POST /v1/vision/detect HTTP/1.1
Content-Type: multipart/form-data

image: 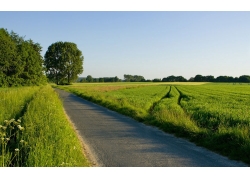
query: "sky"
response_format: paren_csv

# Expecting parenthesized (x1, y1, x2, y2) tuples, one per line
(1, 1, 250, 80)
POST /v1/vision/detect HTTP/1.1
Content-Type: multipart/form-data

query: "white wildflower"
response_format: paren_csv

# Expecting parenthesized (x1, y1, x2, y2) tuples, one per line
(17, 125, 24, 130)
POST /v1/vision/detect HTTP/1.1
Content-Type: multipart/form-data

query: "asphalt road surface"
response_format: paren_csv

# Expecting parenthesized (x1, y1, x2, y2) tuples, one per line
(55, 88, 247, 167)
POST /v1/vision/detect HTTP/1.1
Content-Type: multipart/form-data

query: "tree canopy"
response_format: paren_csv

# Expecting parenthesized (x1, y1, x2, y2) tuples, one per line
(0, 28, 47, 87)
(44, 41, 84, 85)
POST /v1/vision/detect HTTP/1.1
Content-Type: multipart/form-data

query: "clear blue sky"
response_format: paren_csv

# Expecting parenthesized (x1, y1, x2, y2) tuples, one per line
(1, 11, 250, 80)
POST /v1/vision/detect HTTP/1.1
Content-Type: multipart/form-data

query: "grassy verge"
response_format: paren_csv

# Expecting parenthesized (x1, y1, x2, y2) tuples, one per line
(1, 85, 90, 167)
(0, 86, 40, 166)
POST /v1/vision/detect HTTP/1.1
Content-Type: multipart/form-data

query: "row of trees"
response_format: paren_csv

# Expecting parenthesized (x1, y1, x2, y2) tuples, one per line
(190, 75, 250, 83)
(0, 28, 47, 87)
(124, 74, 145, 82)
(79, 75, 121, 82)
(79, 74, 152, 83)
(162, 75, 250, 82)
(125, 74, 250, 83)
(162, 76, 188, 82)
(79, 74, 250, 83)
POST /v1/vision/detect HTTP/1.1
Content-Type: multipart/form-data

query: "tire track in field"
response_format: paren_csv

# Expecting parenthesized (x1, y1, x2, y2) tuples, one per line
(175, 86, 188, 109)
(149, 86, 171, 114)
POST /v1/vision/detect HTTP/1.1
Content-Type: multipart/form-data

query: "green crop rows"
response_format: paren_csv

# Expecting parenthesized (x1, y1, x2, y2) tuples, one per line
(56, 83, 250, 165)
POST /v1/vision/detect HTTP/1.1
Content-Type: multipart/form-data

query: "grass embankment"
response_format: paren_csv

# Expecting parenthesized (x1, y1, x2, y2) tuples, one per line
(0, 85, 89, 167)
(55, 83, 250, 165)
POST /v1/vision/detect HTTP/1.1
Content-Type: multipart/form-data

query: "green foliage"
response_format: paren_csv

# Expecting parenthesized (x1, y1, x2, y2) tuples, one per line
(0, 28, 47, 87)
(0, 28, 21, 87)
(44, 41, 84, 85)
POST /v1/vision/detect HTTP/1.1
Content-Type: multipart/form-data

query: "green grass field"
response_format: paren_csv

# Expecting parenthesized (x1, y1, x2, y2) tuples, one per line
(0, 85, 89, 167)
(55, 82, 250, 165)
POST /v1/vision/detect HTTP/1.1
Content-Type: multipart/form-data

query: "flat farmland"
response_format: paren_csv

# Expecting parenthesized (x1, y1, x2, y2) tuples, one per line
(56, 82, 250, 165)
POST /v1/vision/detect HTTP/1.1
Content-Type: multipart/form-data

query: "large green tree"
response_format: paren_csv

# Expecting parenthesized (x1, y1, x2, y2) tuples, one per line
(44, 41, 84, 85)
(0, 28, 19, 86)
(0, 28, 46, 87)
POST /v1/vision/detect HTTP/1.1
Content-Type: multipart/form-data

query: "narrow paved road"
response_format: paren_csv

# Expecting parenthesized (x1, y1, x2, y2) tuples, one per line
(55, 89, 247, 167)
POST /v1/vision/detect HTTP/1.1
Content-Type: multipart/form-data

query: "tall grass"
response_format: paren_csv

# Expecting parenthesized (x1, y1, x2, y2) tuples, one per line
(0, 85, 89, 167)
(0, 86, 40, 123)
(0, 86, 40, 166)
(22, 85, 89, 166)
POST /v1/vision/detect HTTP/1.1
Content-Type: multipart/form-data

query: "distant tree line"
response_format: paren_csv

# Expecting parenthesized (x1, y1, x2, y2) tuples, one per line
(0, 28, 47, 87)
(124, 74, 145, 82)
(78, 74, 250, 83)
(162, 75, 187, 82)
(189, 75, 250, 83)
(161, 75, 250, 83)
(79, 75, 121, 83)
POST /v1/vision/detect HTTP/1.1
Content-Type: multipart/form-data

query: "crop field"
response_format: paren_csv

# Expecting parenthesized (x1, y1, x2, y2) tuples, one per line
(56, 82, 250, 164)
(0, 85, 89, 167)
